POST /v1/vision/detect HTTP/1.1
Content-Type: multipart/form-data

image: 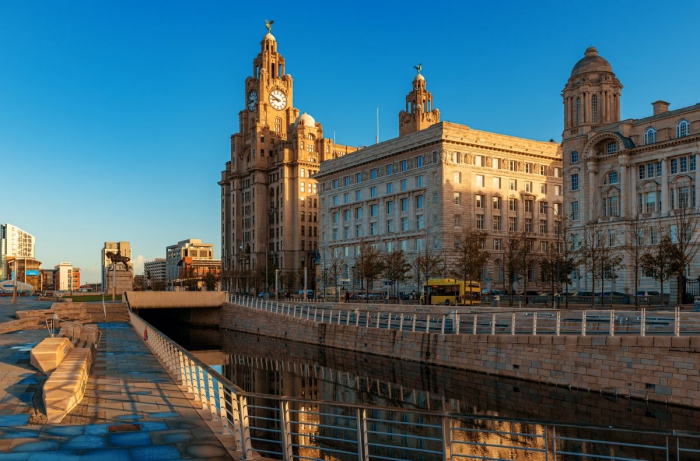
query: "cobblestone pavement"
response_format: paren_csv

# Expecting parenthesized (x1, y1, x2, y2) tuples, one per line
(0, 298, 239, 460)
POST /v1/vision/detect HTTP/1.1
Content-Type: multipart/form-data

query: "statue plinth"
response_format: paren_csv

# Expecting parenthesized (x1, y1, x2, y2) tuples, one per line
(105, 269, 133, 297)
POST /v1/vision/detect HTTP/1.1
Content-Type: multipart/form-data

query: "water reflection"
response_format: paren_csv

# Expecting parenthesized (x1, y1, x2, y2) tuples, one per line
(149, 319, 700, 460)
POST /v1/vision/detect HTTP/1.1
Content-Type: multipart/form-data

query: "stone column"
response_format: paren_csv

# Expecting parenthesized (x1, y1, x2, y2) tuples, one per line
(618, 154, 629, 218)
(587, 161, 598, 220)
(662, 158, 670, 214)
(695, 153, 700, 211)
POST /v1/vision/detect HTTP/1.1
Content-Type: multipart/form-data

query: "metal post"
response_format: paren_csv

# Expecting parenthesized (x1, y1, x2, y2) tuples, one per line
(641, 308, 646, 337)
(511, 312, 516, 335)
(610, 309, 615, 336)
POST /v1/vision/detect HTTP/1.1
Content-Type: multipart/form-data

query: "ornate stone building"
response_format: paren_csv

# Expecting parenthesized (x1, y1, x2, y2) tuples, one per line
(219, 26, 357, 293)
(562, 47, 700, 297)
(316, 71, 563, 295)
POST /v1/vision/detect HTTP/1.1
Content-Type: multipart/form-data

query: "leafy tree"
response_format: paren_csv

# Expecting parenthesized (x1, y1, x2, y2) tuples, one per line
(640, 234, 682, 305)
(383, 249, 412, 299)
(449, 227, 489, 287)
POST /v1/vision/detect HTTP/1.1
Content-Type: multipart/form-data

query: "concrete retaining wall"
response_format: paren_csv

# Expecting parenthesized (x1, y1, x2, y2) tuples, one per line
(126, 291, 227, 309)
(220, 303, 700, 408)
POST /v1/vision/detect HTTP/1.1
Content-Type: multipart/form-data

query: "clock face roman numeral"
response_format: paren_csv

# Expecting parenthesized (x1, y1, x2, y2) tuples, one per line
(269, 89, 287, 110)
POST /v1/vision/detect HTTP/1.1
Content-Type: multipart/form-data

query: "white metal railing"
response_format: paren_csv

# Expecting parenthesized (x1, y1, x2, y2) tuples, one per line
(128, 308, 700, 461)
(230, 294, 700, 338)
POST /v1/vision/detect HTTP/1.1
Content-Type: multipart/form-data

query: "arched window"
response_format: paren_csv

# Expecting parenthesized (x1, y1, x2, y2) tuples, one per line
(576, 97, 581, 125)
(571, 150, 579, 164)
(644, 127, 656, 145)
(275, 117, 282, 133)
(677, 119, 690, 138)
(591, 94, 598, 123)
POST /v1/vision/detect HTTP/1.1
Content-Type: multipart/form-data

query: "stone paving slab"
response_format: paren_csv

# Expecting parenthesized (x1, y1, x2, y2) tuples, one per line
(0, 298, 241, 460)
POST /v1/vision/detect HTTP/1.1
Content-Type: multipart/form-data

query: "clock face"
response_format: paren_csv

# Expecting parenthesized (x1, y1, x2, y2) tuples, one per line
(247, 90, 258, 112)
(269, 89, 287, 110)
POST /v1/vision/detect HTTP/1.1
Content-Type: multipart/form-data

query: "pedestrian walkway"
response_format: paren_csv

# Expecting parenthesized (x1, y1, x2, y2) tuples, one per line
(0, 298, 239, 460)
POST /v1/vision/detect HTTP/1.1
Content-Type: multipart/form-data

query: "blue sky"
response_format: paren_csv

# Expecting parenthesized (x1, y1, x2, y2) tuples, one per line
(2, 1, 699, 283)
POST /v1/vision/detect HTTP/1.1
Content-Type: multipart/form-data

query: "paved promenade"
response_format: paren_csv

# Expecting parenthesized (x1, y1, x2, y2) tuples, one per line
(0, 297, 238, 460)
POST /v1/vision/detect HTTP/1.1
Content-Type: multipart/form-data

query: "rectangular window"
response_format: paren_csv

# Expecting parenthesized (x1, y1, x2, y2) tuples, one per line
(387, 219, 394, 232)
(540, 165, 547, 175)
(475, 194, 484, 208)
(370, 204, 378, 216)
(541, 183, 547, 194)
(509, 160, 517, 171)
(525, 181, 533, 193)
(650, 227, 658, 245)
(646, 192, 656, 212)
(416, 195, 424, 209)
(344, 192, 350, 204)
(475, 155, 483, 166)
(344, 210, 351, 221)
(571, 173, 579, 191)
(400, 179, 407, 191)
(387, 164, 394, 175)
(509, 179, 517, 191)
(343, 176, 350, 186)
(401, 217, 409, 231)
(540, 241, 549, 252)
(370, 222, 377, 235)
(493, 238, 502, 250)
(401, 160, 408, 171)
(509, 217, 518, 232)
(355, 207, 363, 219)
(401, 198, 408, 212)
(610, 196, 619, 216)
(554, 167, 561, 178)
(332, 212, 338, 224)
(671, 159, 678, 174)
(509, 198, 518, 211)
(454, 214, 462, 226)
(539, 220, 548, 234)
(493, 177, 501, 189)
(370, 186, 377, 197)
(343, 227, 349, 239)
(493, 216, 502, 231)
(647, 163, 654, 178)
(386, 201, 394, 214)
(416, 214, 424, 229)
(681, 156, 688, 172)
(571, 201, 579, 221)
(332, 179, 339, 189)
(539, 201, 548, 214)
(691, 156, 696, 171)
(525, 163, 532, 174)
(387, 182, 393, 194)
(356, 173, 362, 183)
(525, 199, 533, 213)
(355, 190, 362, 201)
(657, 161, 663, 176)
(493, 196, 501, 210)
(525, 218, 533, 232)
(332, 195, 338, 206)
(555, 185, 562, 196)
(454, 172, 462, 183)
(416, 156, 423, 167)
(416, 175, 423, 187)
(455, 192, 462, 205)
(370, 168, 377, 179)
(639, 165, 645, 180)
(476, 214, 484, 229)
(475, 174, 484, 187)
(356, 224, 362, 237)
(609, 230, 616, 246)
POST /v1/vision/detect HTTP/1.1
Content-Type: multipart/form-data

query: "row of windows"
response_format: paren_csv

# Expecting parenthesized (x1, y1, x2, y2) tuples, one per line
(331, 196, 425, 223)
(571, 159, 694, 191)
(472, 155, 559, 176)
(474, 215, 552, 234)
(474, 175, 561, 194)
(331, 216, 425, 239)
(645, 120, 691, 144)
(475, 196, 559, 214)
(330, 176, 424, 205)
(329, 157, 425, 190)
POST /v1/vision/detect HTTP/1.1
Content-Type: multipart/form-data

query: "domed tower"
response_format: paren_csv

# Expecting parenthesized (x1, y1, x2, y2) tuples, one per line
(399, 65, 440, 137)
(562, 47, 622, 140)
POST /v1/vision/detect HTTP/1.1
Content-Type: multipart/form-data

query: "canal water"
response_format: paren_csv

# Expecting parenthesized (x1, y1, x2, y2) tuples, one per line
(150, 320, 700, 460)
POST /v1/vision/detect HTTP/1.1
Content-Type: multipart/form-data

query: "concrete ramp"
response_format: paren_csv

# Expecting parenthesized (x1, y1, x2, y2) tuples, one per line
(126, 291, 227, 309)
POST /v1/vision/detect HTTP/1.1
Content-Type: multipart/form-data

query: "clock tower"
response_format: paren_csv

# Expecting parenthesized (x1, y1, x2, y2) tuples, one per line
(398, 66, 440, 137)
(220, 23, 358, 295)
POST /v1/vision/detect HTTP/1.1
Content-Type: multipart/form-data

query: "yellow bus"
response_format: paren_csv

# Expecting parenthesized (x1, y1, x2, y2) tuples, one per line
(423, 278, 481, 306)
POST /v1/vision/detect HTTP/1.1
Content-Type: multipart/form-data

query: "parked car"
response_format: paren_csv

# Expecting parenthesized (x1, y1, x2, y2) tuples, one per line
(298, 289, 315, 299)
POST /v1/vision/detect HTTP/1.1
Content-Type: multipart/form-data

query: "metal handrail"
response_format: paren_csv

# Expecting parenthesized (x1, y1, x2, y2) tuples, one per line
(127, 305, 700, 460)
(230, 294, 700, 338)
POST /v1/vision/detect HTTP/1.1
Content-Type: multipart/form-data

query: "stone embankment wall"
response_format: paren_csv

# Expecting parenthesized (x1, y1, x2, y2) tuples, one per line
(220, 303, 700, 408)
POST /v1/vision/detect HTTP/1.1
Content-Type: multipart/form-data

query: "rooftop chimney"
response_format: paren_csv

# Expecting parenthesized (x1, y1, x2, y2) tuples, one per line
(652, 100, 670, 116)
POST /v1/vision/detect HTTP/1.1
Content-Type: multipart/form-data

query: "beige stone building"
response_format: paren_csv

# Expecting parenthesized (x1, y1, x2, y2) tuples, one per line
(316, 72, 563, 295)
(165, 238, 217, 286)
(562, 47, 700, 298)
(219, 26, 357, 294)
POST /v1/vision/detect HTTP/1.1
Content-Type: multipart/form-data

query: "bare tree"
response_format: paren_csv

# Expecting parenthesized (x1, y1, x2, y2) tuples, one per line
(641, 233, 681, 305)
(668, 205, 700, 303)
(624, 216, 648, 306)
(580, 222, 624, 306)
(356, 241, 386, 302)
(414, 244, 444, 302)
(449, 226, 489, 289)
(383, 249, 411, 299)
(325, 252, 347, 301)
